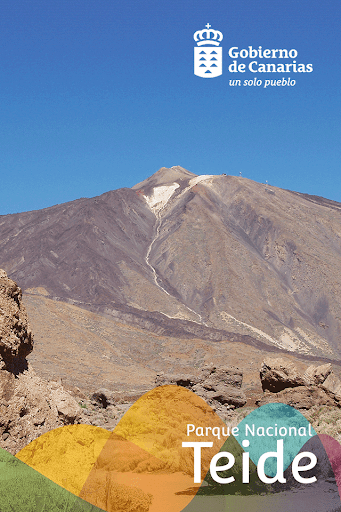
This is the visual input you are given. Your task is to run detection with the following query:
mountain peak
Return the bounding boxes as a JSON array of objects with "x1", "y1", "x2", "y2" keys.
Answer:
[{"x1": 131, "y1": 166, "x2": 197, "y2": 191}]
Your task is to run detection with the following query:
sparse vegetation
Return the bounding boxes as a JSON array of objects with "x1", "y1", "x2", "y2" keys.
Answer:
[{"x1": 303, "y1": 405, "x2": 341, "y2": 443}]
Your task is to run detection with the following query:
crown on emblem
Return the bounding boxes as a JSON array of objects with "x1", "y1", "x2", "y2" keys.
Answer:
[{"x1": 193, "y1": 23, "x2": 223, "y2": 46}]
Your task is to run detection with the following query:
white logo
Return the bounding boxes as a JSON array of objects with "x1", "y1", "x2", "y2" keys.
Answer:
[{"x1": 194, "y1": 23, "x2": 223, "y2": 78}]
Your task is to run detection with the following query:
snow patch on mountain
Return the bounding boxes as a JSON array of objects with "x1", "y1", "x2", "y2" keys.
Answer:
[
  {"x1": 144, "y1": 175, "x2": 216, "y2": 214},
  {"x1": 189, "y1": 175, "x2": 215, "y2": 187},
  {"x1": 144, "y1": 183, "x2": 180, "y2": 213}
]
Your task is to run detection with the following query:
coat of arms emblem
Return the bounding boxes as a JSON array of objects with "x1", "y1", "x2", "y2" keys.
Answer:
[{"x1": 194, "y1": 23, "x2": 223, "y2": 78}]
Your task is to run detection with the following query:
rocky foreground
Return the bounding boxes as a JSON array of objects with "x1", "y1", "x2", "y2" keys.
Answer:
[
  {"x1": 0, "y1": 270, "x2": 81, "y2": 453},
  {"x1": 1, "y1": 269, "x2": 341, "y2": 454},
  {"x1": 85, "y1": 357, "x2": 341, "y2": 444}
]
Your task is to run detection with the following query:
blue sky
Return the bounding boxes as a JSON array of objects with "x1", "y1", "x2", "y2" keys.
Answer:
[{"x1": 0, "y1": 0, "x2": 340, "y2": 214}]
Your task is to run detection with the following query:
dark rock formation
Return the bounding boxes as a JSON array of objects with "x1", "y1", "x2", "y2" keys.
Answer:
[
  {"x1": 257, "y1": 385, "x2": 335, "y2": 409},
  {"x1": 155, "y1": 364, "x2": 247, "y2": 413},
  {"x1": 260, "y1": 357, "x2": 309, "y2": 392},
  {"x1": 258, "y1": 358, "x2": 341, "y2": 410}
]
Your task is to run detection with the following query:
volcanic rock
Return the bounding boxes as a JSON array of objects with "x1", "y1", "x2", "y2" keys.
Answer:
[
  {"x1": 321, "y1": 373, "x2": 341, "y2": 400},
  {"x1": 91, "y1": 388, "x2": 150, "y2": 409},
  {"x1": 0, "y1": 269, "x2": 33, "y2": 373},
  {"x1": 0, "y1": 270, "x2": 81, "y2": 454},
  {"x1": 154, "y1": 373, "x2": 200, "y2": 388},
  {"x1": 155, "y1": 364, "x2": 247, "y2": 411},
  {"x1": 256, "y1": 385, "x2": 335, "y2": 410},
  {"x1": 260, "y1": 357, "x2": 308, "y2": 392},
  {"x1": 91, "y1": 388, "x2": 112, "y2": 408},
  {"x1": 304, "y1": 363, "x2": 332, "y2": 385},
  {"x1": 200, "y1": 365, "x2": 243, "y2": 388},
  {"x1": 258, "y1": 357, "x2": 341, "y2": 412}
]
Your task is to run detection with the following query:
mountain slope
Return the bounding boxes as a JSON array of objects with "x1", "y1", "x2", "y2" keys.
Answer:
[{"x1": 1, "y1": 166, "x2": 341, "y2": 360}]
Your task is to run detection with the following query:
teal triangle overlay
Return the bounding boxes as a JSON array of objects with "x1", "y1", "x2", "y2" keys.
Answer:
[{"x1": 236, "y1": 403, "x2": 316, "y2": 477}]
